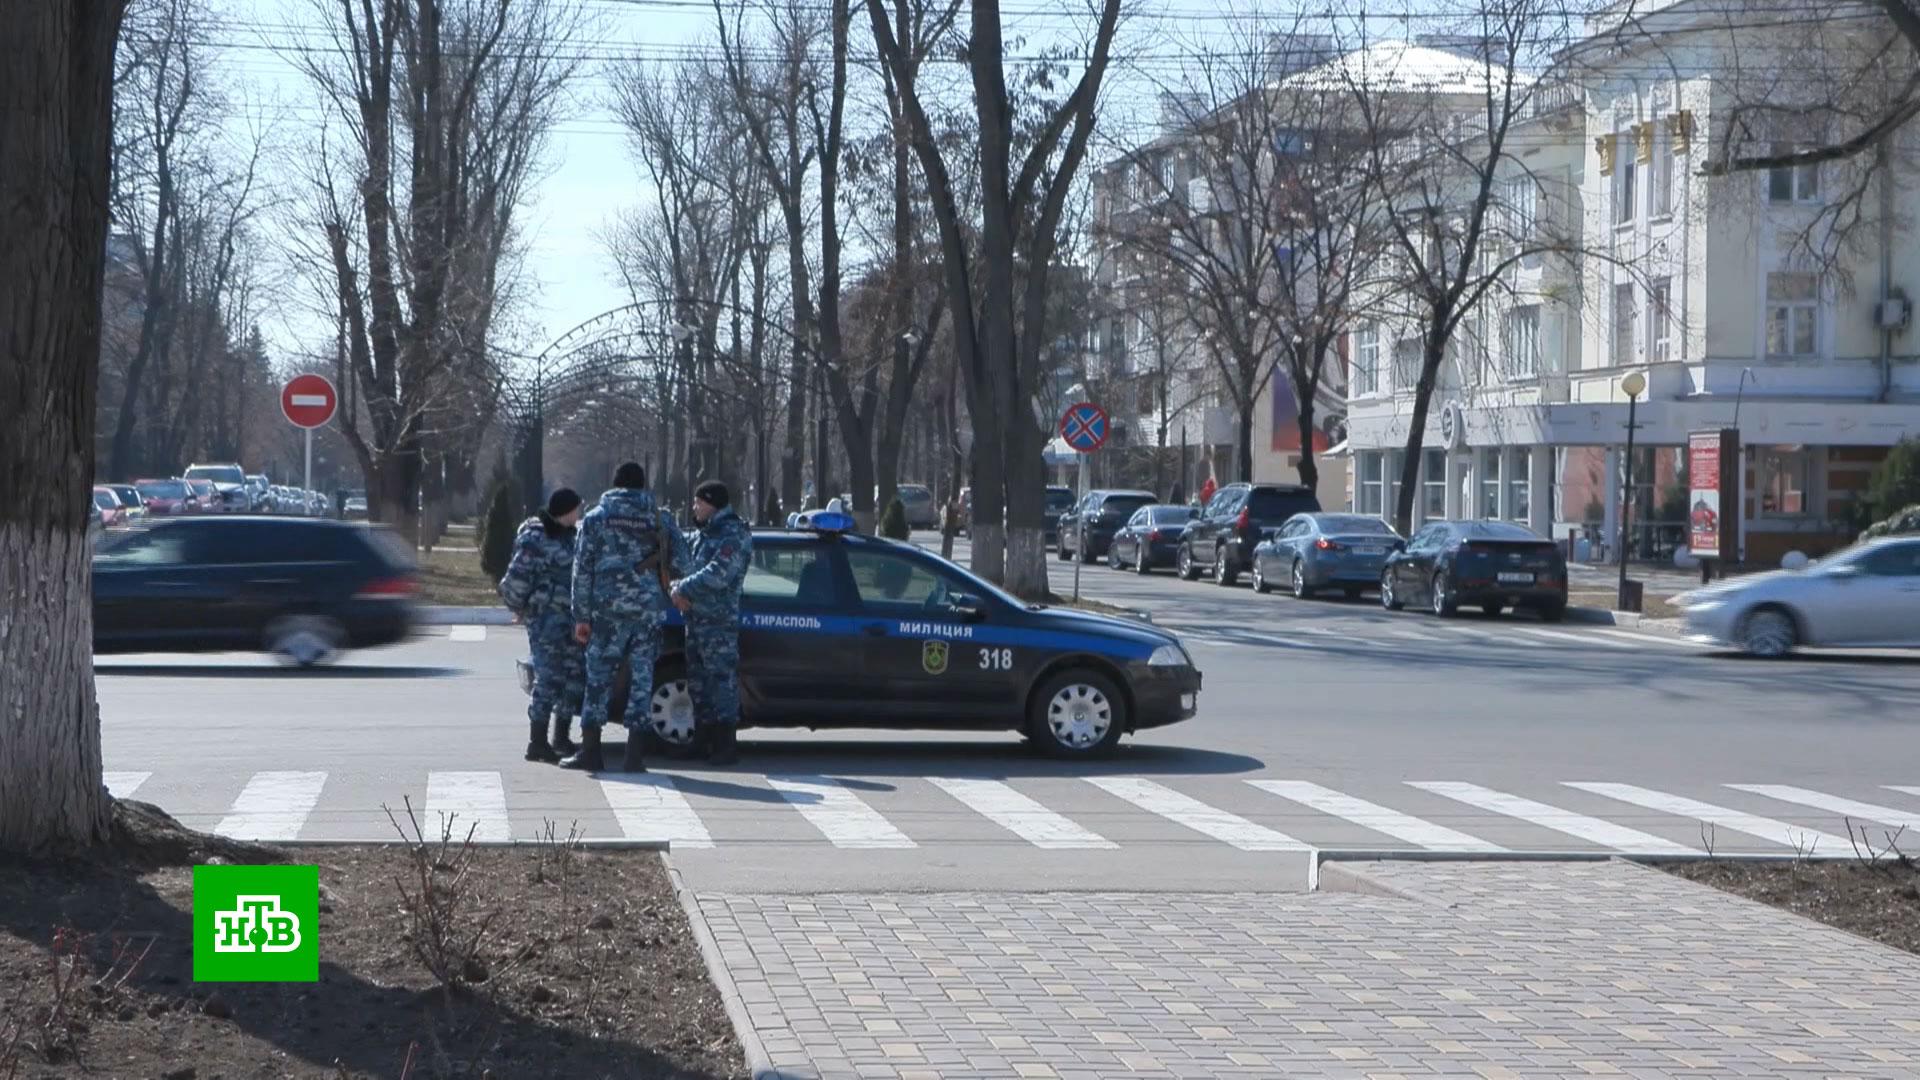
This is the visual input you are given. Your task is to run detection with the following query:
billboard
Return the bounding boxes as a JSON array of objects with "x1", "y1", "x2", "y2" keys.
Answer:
[{"x1": 1687, "y1": 429, "x2": 1740, "y2": 560}]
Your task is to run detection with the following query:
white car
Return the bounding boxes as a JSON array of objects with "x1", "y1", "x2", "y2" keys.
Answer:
[{"x1": 1677, "y1": 537, "x2": 1920, "y2": 656}]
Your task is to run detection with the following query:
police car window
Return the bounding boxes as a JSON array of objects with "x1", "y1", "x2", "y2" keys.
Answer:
[
  {"x1": 95, "y1": 526, "x2": 188, "y2": 565},
  {"x1": 845, "y1": 550, "x2": 960, "y2": 611},
  {"x1": 745, "y1": 546, "x2": 834, "y2": 605}
]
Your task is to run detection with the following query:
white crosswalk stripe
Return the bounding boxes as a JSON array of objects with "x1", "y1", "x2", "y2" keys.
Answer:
[
  {"x1": 1409, "y1": 781, "x2": 1700, "y2": 855},
  {"x1": 1250, "y1": 781, "x2": 1503, "y2": 851},
  {"x1": 1729, "y1": 785, "x2": 1920, "y2": 834},
  {"x1": 600, "y1": 774, "x2": 714, "y2": 848},
  {"x1": 1521, "y1": 627, "x2": 1636, "y2": 649},
  {"x1": 448, "y1": 625, "x2": 487, "y2": 642},
  {"x1": 1566, "y1": 782, "x2": 1852, "y2": 853},
  {"x1": 425, "y1": 771, "x2": 510, "y2": 842},
  {"x1": 1592, "y1": 628, "x2": 1710, "y2": 649},
  {"x1": 104, "y1": 771, "x2": 151, "y2": 799},
  {"x1": 1884, "y1": 786, "x2": 1920, "y2": 800},
  {"x1": 1087, "y1": 777, "x2": 1305, "y2": 851},
  {"x1": 766, "y1": 774, "x2": 916, "y2": 849},
  {"x1": 215, "y1": 771, "x2": 327, "y2": 841},
  {"x1": 931, "y1": 778, "x2": 1115, "y2": 849}
]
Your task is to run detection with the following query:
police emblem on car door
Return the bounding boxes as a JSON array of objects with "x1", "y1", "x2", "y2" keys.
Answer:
[{"x1": 921, "y1": 639, "x2": 949, "y2": 675}]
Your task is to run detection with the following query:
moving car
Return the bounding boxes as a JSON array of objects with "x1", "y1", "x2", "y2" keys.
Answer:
[
  {"x1": 134, "y1": 478, "x2": 195, "y2": 516},
  {"x1": 1677, "y1": 537, "x2": 1920, "y2": 656},
  {"x1": 1253, "y1": 513, "x2": 1404, "y2": 599},
  {"x1": 518, "y1": 512, "x2": 1201, "y2": 757},
  {"x1": 1042, "y1": 485, "x2": 1075, "y2": 544},
  {"x1": 1107, "y1": 504, "x2": 1197, "y2": 573},
  {"x1": 894, "y1": 484, "x2": 939, "y2": 530},
  {"x1": 1380, "y1": 520, "x2": 1568, "y2": 620},
  {"x1": 1178, "y1": 483, "x2": 1322, "y2": 586},
  {"x1": 93, "y1": 517, "x2": 419, "y2": 666},
  {"x1": 1056, "y1": 489, "x2": 1157, "y2": 563}
]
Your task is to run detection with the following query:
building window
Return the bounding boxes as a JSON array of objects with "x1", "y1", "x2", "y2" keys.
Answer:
[
  {"x1": 1393, "y1": 337, "x2": 1421, "y2": 390},
  {"x1": 1768, "y1": 144, "x2": 1819, "y2": 204},
  {"x1": 1766, "y1": 272, "x2": 1819, "y2": 357},
  {"x1": 1651, "y1": 130, "x2": 1674, "y2": 217},
  {"x1": 1352, "y1": 324, "x2": 1380, "y2": 395},
  {"x1": 1612, "y1": 283, "x2": 1636, "y2": 366},
  {"x1": 1757, "y1": 446, "x2": 1813, "y2": 517},
  {"x1": 1423, "y1": 449, "x2": 1447, "y2": 519},
  {"x1": 1358, "y1": 452, "x2": 1385, "y2": 515},
  {"x1": 1613, "y1": 133, "x2": 1637, "y2": 225},
  {"x1": 1504, "y1": 305, "x2": 1541, "y2": 379},
  {"x1": 1648, "y1": 277, "x2": 1672, "y2": 363},
  {"x1": 1504, "y1": 177, "x2": 1537, "y2": 242},
  {"x1": 1508, "y1": 451, "x2": 1531, "y2": 523},
  {"x1": 1480, "y1": 449, "x2": 1502, "y2": 519}
]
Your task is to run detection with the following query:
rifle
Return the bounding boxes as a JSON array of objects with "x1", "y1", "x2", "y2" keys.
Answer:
[{"x1": 633, "y1": 515, "x2": 676, "y2": 594}]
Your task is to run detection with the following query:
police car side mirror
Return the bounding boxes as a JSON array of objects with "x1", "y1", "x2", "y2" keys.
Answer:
[{"x1": 947, "y1": 593, "x2": 986, "y2": 622}]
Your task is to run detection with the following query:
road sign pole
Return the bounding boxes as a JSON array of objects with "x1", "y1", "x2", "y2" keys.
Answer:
[
  {"x1": 1072, "y1": 452, "x2": 1087, "y2": 603},
  {"x1": 304, "y1": 428, "x2": 314, "y2": 497}
]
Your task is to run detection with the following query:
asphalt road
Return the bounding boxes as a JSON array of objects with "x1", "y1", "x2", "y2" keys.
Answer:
[{"x1": 95, "y1": 533, "x2": 1920, "y2": 893}]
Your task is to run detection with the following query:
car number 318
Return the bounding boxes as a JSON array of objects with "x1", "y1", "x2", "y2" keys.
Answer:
[{"x1": 978, "y1": 647, "x2": 1014, "y2": 671}]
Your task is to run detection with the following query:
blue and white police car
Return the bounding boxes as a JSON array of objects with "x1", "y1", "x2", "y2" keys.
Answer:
[{"x1": 520, "y1": 511, "x2": 1202, "y2": 758}]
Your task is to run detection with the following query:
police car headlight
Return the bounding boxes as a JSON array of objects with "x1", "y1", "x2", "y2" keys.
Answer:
[{"x1": 1148, "y1": 644, "x2": 1191, "y2": 668}]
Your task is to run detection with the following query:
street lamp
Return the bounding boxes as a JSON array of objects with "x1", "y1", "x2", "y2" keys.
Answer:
[{"x1": 1617, "y1": 369, "x2": 1647, "y2": 611}]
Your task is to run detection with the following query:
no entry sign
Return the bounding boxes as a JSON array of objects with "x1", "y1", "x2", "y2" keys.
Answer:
[
  {"x1": 281, "y1": 374, "x2": 338, "y2": 430},
  {"x1": 1059, "y1": 402, "x2": 1109, "y2": 453}
]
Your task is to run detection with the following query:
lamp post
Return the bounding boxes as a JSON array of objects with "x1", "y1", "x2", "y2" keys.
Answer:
[{"x1": 1617, "y1": 370, "x2": 1647, "y2": 610}]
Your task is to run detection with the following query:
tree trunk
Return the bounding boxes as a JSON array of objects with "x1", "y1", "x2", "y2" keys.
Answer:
[
  {"x1": 1296, "y1": 405, "x2": 1320, "y2": 492},
  {"x1": 0, "y1": 0, "x2": 128, "y2": 854},
  {"x1": 1392, "y1": 337, "x2": 1446, "y2": 537}
]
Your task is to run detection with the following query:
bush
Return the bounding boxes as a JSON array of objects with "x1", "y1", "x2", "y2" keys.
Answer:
[
  {"x1": 878, "y1": 497, "x2": 911, "y2": 540},
  {"x1": 1865, "y1": 438, "x2": 1920, "y2": 524},
  {"x1": 480, "y1": 482, "x2": 517, "y2": 581}
]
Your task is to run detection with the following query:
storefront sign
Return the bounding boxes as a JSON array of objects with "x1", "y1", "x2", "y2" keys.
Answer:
[{"x1": 1687, "y1": 428, "x2": 1740, "y2": 560}]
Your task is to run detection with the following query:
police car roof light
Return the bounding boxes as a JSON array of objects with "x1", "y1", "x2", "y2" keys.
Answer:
[{"x1": 807, "y1": 510, "x2": 856, "y2": 534}]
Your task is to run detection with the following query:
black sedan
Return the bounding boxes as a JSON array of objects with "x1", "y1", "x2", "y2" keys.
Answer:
[
  {"x1": 524, "y1": 514, "x2": 1203, "y2": 758},
  {"x1": 1108, "y1": 504, "x2": 1198, "y2": 574},
  {"x1": 1380, "y1": 520, "x2": 1568, "y2": 620},
  {"x1": 94, "y1": 517, "x2": 420, "y2": 665},
  {"x1": 1056, "y1": 489, "x2": 1157, "y2": 563}
]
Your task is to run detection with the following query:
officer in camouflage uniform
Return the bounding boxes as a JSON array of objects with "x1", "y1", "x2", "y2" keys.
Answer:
[
  {"x1": 670, "y1": 480, "x2": 754, "y2": 765},
  {"x1": 497, "y1": 488, "x2": 586, "y2": 763},
  {"x1": 565, "y1": 462, "x2": 688, "y2": 773}
]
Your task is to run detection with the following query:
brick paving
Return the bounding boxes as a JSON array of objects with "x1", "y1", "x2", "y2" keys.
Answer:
[{"x1": 698, "y1": 861, "x2": 1920, "y2": 1079}]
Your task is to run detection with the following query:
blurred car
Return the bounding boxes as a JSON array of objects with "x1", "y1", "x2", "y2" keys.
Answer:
[
  {"x1": 185, "y1": 478, "x2": 221, "y2": 513},
  {"x1": 245, "y1": 474, "x2": 272, "y2": 512},
  {"x1": 1179, "y1": 483, "x2": 1323, "y2": 586},
  {"x1": 1042, "y1": 485, "x2": 1075, "y2": 544},
  {"x1": 93, "y1": 516, "x2": 419, "y2": 666},
  {"x1": 134, "y1": 478, "x2": 194, "y2": 516},
  {"x1": 894, "y1": 484, "x2": 939, "y2": 530},
  {"x1": 105, "y1": 484, "x2": 148, "y2": 525},
  {"x1": 309, "y1": 491, "x2": 328, "y2": 516},
  {"x1": 88, "y1": 499, "x2": 104, "y2": 536},
  {"x1": 1253, "y1": 513, "x2": 1405, "y2": 599},
  {"x1": 1057, "y1": 489, "x2": 1157, "y2": 563},
  {"x1": 1380, "y1": 520, "x2": 1567, "y2": 620},
  {"x1": 92, "y1": 486, "x2": 129, "y2": 528},
  {"x1": 1107, "y1": 504, "x2": 1197, "y2": 573},
  {"x1": 342, "y1": 495, "x2": 370, "y2": 521},
  {"x1": 1677, "y1": 537, "x2": 1920, "y2": 656},
  {"x1": 184, "y1": 462, "x2": 251, "y2": 512}
]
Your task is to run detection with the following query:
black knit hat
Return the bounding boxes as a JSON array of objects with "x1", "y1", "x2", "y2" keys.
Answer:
[
  {"x1": 694, "y1": 480, "x2": 730, "y2": 510},
  {"x1": 546, "y1": 488, "x2": 583, "y2": 517}
]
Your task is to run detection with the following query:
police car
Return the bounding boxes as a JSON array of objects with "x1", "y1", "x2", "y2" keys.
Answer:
[{"x1": 518, "y1": 512, "x2": 1201, "y2": 757}]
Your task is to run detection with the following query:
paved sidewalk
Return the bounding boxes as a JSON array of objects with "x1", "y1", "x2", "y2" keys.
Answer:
[{"x1": 699, "y1": 861, "x2": 1920, "y2": 1079}]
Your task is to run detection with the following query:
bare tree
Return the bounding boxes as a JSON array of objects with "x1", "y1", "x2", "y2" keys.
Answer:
[
  {"x1": 1, "y1": 0, "x2": 131, "y2": 852},
  {"x1": 866, "y1": 0, "x2": 1123, "y2": 596}
]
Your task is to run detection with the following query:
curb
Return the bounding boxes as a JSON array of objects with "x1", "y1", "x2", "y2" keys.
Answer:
[
  {"x1": 419, "y1": 605, "x2": 515, "y2": 626},
  {"x1": 1314, "y1": 860, "x2": 1461, "y2": 909},
  {"x1": 663, "y1": 855, "x2": 782, "y2": 1080},
  {"x1": 1564, "y1": 606, "x2": 1642, "y2": 628}
]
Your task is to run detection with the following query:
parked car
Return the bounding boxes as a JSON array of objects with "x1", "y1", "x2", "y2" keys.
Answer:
[
  {"x1": 1676, "y1": 537, "x2": 1920, "y2": 656},
  {"x1": 894, "y1": 484, "x2": 939, "y2": 530},
  {"x1": 1108, "y1": 504, "x2": 1198, "y2": 573},
  {"x1": 309, "y1": 491, "x2": 328, "y2": 516},
  {"x1": 1057, "y1": 489, "x2": 1158, "y2": 563},
  {"x1": 245, "y1": 474, "x2": 272, "y2": 512},
  {"x1": 134, "y1": 478, "x2": 194, "y2": 516},
  {"x1": 92, "y1": 487, "x2": 127, "y2": 528},
  {"x1": 93, "y1": 517, "x2": 419, "y2": 666},
  {"x1": 1042, "y1": 485, "x2": 1075, "y2": 544},
  {"x1": 1253, "y1": 513, "x2": 1405, "y2": 599},
  {"x1": 1178, "y1": 483, "x2": 1323, "y2": 586},
  {"x1": 342, "y1": 495, "x2": 370, "y2": 521},
  {"x1": 1380, "y1": 520, "x2": 1568, "y2": 620},
  {"x1": 184, "y1": 462, "x2": 251, "y2": 512},
  {"x1": 105, "y1": 484, "x2": 148, "y2": 525}
]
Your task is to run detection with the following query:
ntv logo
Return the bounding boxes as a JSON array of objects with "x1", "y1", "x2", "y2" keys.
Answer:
[{"x1": 213, "y1": 895, "x2": 303, "y2": 953}]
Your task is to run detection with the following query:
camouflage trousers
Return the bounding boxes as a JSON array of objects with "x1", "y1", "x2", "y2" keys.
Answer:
[
  {"x1": 581, "y1": 616, "x2": 661, "y2": 733},
  {"x1": 686, "y1": 618, "x2": 741, "y2": 731},
  {"x1": 525, "y1": 612, "x2": 584, "y2": 726}
]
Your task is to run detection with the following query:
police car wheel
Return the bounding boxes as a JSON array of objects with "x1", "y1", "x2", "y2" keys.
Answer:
[
  {"x1": 1028, "y1": 670, "x2": 1126, "y2": 758},
  {"x1": 643, "y1": 662, "x2": 700, "y2": 753}
]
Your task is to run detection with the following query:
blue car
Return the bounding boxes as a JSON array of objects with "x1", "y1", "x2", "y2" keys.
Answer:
[{"x1": 1251, "y1": 513, "x2": 1405, "y2": 599}]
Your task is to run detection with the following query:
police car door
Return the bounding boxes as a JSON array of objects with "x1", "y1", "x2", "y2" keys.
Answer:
[
  {"x1": 736, "y1": 537, "x2": 876, "y2": 722},
  {"x1": 842, "y1": 545, "x2": 1018, "y2": 720}
]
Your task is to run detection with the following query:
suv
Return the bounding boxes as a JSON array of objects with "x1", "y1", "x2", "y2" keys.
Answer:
[
  {"x1": 1178, "y1": 482, "x2": 1322, "y2": 586},
  {"x1": 1042, "y1": 486, "x2": 1075, "y2": 544},
  {"x1": 184, "y1": 462, "x2": 251, "y2": 512},
  {"x1": 1056, "y1": 490, "x2": 1158, "y2": 564}
]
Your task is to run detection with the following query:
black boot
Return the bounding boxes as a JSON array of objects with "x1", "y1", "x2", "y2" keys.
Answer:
[
  {"x1": 550, "y1": 713, "x2": 577, "y2": 756},
  {"x1": 621, "y1": 731, "x2": 647, "y2": 773},
  {"x1": 706, "y1": 725, "x2": 739, "y2": 767},
  {"x1": 558, "y1": 725, "x2": 605, "y2": 771},
  {"x1": 525, "y1": 718, "x2": 559, "y2": 763}
]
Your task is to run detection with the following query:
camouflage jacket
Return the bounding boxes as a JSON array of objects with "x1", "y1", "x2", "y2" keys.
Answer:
[
  {"x1": 672, "y1": 507, "x2": 754, "y2": 625},
  {"x1": 498, "y1": 515, "x2": 576, "y2": 617},
  {"x1": 572, "y1": 488, "x2": 688, "y2": 624}
]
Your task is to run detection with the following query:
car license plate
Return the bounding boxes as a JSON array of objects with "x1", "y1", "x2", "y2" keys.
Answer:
[
  {"x1": 1354, "y1": 546, "x2": 1385, "y2": 556},
  {"x1": 1497, "y1": 571, "x2": 1535, "y2": 585}
]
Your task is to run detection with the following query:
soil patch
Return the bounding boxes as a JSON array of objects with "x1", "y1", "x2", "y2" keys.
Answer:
[
  {"x1": 1667, "y1": 858, "x2": 1920, "y2": 957},
  {"x1": 416, "y1": 547, "x2": 505, "y2": 607},
  {"x1": 0, "y1": 837, "x2": 742, "y2": 1078},
  {"x1": 1568, "y1": 588, "x2": 1683, "y2": 620}
]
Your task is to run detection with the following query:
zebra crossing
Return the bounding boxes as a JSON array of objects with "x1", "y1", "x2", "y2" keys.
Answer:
[
  {"x1": 101, "y1": 767, "x2": 1916, "y2": 856},
  {"x1": 1163, "y1": 616, "x2": 1703, "y2": 654}
]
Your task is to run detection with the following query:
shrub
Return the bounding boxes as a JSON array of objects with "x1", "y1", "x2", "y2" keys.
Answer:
[
  {"x1": 480, "y1": 482, "x2": 517, "y2": 581},
  {"x1": 1865, "y1": 438, "x2": 1920, "y2": 524},
  {"x1": 878, "y1": 497, "x2": 911, "y2": 540}
]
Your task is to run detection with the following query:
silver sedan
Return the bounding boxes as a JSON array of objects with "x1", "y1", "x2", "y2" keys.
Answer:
[{"x1": 1677, "y1": 537, "x2": 1920, "y2": 656}]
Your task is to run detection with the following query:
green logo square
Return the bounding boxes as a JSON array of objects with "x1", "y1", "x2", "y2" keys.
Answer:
[{"x1": 192, "y1": 865, "x2": 319, "y2": 983}]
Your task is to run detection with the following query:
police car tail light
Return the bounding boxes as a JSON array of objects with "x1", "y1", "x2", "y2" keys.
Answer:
[
  {"x1": 1148, "y1": 644, "x2": 1190, "y2": 667},
  {"x1": 1147, "y1": 529, "x2": 1161, "y2": 542},
  {"x1": 354, "y1": 576, "x2": 417, "y2": 600},
  {"x1": 1314, "y1": 537, "x2": 1343, "y2": 552},
  {"x1": 1235, "y1": 508, "x2": 1251, "y2": 530}
]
